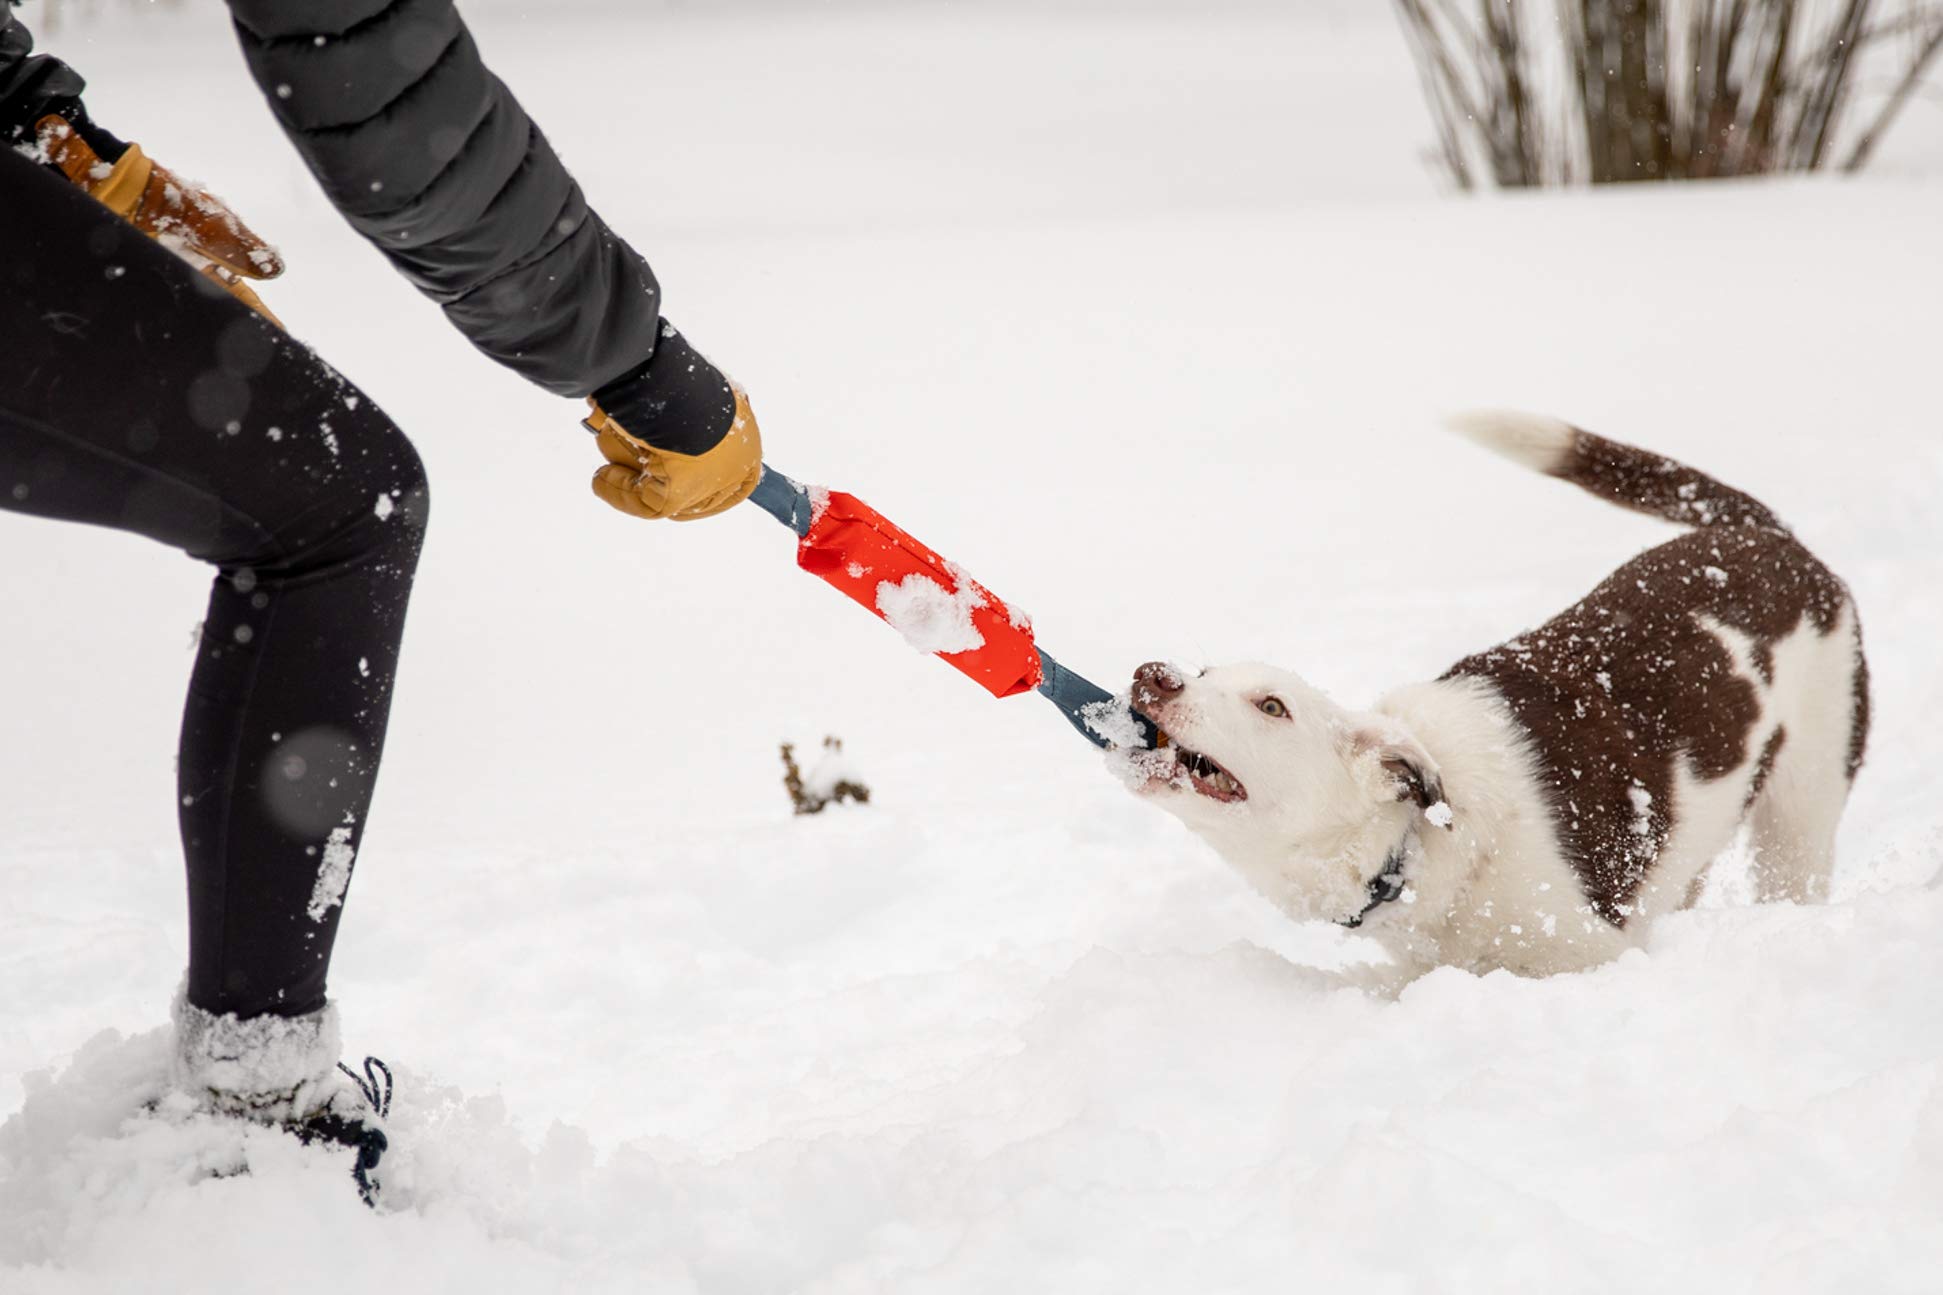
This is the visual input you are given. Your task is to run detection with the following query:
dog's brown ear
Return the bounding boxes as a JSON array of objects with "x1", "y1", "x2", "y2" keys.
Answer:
[
  {"x1": 1381, "y1": 751, "x2": 1446, "y2": 816},
  {"x1": 1350, "y1": 721, "x2": 1452, "y2": 827}
]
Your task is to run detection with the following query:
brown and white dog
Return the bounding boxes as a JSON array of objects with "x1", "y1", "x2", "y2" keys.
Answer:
[{"x1": 1122, "y1": 415, "x2": 1868, "y2": 981}]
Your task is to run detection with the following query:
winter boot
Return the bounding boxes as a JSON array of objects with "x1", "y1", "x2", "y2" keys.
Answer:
[{"x1": 171, "y1": 992, "x2": 393, "y2": 1205}]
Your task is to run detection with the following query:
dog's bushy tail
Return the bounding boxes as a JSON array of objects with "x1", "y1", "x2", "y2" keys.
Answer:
[{"x1": 1448, "y1": 412, "x2": 1786, "y2": 533}]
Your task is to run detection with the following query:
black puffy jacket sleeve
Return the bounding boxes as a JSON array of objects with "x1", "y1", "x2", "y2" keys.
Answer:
[
  {"x1": 0, "y1": 4, "x2": 122, "y2": 155},
  {"x1": 0, "y1": 7, "x2": 79, "y2": 143},
  {"x1": 223, "y1": 0, "x2": 665, "y2": 399}
]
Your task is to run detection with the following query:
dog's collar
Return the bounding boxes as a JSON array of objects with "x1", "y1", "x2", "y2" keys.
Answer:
[{"x1": 1339, "y1": 836, "x2": 1412, "y2": 929}]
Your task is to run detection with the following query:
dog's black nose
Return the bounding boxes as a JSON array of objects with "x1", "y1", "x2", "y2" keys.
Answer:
[{"x1": 1132, "y1": 661, "x2": 1185, "y2": 707}]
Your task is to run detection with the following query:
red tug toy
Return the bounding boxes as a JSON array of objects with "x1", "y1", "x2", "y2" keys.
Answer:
[{"x1": 747, "y1": 467, "x2": 1152, "y2": 748}]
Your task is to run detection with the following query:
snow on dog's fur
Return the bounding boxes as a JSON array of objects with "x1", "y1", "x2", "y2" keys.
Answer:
[{"x1": 1121, "y1": 415, "x2": 1869, "y2": 982}]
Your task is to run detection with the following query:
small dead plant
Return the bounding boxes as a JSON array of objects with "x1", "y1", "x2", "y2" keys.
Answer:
[{"x1": 780, "y1": 737, "x2": 872, "y2": 816}]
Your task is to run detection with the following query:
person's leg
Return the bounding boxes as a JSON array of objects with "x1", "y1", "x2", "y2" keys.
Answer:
[{"x1": 0, "y1": 148, "x2": 428, "y2": 1111}]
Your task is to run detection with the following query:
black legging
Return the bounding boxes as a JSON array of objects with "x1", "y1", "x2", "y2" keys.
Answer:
[{"x1": 1, "y1": 148, "x2": 427, "y2": 1021}]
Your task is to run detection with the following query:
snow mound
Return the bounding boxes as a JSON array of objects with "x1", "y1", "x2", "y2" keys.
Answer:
[
  {"x1": 0, "y1": 1030, "x2": 638, "y2": 1291},
  {"x1": 12, "y1": 881, "x2": 1943, "y2": 1291}
]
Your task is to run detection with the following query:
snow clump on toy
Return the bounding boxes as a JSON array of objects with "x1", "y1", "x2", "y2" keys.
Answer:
[{"x1": 875, "y1": 573, "x2": 986, "y2": 655}]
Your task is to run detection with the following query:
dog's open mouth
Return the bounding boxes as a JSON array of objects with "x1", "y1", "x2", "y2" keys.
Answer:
[{"x1": 1145, "y1": 721, "x2": 1248, "y2": 803}]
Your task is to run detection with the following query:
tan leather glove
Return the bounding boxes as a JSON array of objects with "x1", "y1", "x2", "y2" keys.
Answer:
[
  {"x1": 587, "y1": 390, "x2": 764, "y2": 522},
  {"x1": 35, "y1": 115, "x2": 286, "y2": 328}
]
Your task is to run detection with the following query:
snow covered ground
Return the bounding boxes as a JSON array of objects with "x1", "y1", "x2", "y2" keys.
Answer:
[{"x1": 5, "y1": 2, "x2": 1943, "y2": 1290}]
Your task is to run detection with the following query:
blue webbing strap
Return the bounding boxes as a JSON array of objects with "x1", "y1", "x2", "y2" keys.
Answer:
[
  {"x1": 749, "y1": 464, "x2": 815, "y2": 537},
  {"x1": 1035, "y1": 648, "x2": 1157, "y2": 750}
]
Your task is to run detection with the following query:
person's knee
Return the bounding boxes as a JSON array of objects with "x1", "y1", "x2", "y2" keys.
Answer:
[
  {"x1": 261, "y1": 413, "x2": 429, "y2": 581},
  {"x1": 340, "y1": 417, "x2": 429, "y2": 575},
  {"x1": 373, "y1": 425, "x2": 431, "y2": 558}
]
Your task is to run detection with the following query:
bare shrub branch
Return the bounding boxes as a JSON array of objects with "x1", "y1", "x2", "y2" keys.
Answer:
[{"x1": 1392, "y1": 0, "x2": 1943, "y2": 187}]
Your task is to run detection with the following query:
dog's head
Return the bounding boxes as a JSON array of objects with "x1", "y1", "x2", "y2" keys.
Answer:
[{"x1": 1120, "y1": 661, "x2": 1452, "y2": 926}]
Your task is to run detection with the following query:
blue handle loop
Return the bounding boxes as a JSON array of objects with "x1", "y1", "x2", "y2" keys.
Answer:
[
  {"x1": 747, "y1": 465, "x2": 1155, "y2": 750},
  {"x1": 749, "y1": 464, "x2": 815, "y2": 537}
]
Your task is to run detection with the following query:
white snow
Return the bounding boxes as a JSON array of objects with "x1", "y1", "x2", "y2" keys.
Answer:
[
  {"x1": 1629, "y1": 784, "x2": 1656, "y2": 837},
  {"x1": 4, "y1": 2, "x2": 1943, "y2": 1291},
  {"x1": 304, "y1": 826, "x2": 355, "y2": 924},
  {"x1": 798, "y1": 740, "x2": 867, "y2": 805},
  {"x1": 1080, "y1": 693, "x2": 1149, "y2": 749},
  {"x1": 874, "y1": 572, "x2": 986, "y2": 655},
  {"x1": 804, "y1": 483, "x2": 832, "y2": 526}
]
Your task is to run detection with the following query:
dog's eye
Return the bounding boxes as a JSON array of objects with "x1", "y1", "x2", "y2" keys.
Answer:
[{"x1": 1256, "y1": 697, "x2": 1289, "y2": 719}]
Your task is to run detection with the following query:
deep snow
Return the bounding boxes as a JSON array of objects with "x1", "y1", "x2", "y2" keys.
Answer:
[{"x1": 5, "y1": 2, "x2": 1943, "y2": 1291}]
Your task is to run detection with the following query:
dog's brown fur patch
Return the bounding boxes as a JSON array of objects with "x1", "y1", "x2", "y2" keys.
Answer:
[
  {"x1": 1743, "y1": 727, "x2": 1787, "y2": 812},
  {"x1": 1848, "y1": 637, "x2": 1871, "y2": 781},
  {"x1": 1443, "y1": 524, "x2": 1852, "y2": 926}
]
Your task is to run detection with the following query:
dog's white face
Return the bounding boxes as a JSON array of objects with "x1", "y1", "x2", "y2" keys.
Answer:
[{"x1": 1120, "y1": 661, "x2": 1447, "y2": 927}]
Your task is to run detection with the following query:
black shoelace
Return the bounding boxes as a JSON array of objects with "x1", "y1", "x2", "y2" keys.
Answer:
[
  {"x1": 339, "y1": 1057, "x2": 393, "y2": 1118},
  {"x1": 295, "y1": 1056, "x2": 393, "y2": 1206}
]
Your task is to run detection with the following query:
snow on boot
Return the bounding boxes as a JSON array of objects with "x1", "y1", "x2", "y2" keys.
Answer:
[{"x1": 171, "y1": 992, "x2": 343, "y2": 1121}]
